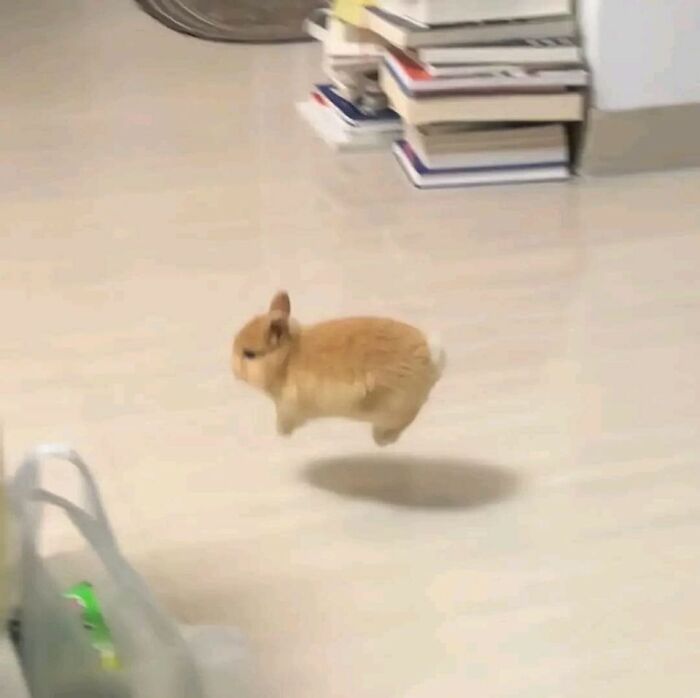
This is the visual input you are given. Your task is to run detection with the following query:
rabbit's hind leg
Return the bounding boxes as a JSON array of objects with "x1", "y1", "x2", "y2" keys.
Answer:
[{"x1": 371, "y1": 408, "x2": 419, "y2": 447}]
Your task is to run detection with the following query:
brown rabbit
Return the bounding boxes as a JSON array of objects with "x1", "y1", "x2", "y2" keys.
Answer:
[{"x1": 232, "y1": 292, "x2": 446, "y2": 446}]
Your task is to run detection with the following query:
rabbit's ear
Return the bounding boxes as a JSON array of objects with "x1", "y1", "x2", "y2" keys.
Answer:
[
  {"x1": 266, "y1": 310, "x2": 289, "y2": 345},
  {"x1": 269, "y1": 291, "x2": 291, "y2": 317}
]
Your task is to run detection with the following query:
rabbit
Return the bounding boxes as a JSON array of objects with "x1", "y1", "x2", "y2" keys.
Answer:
[{"x1": 231, "y1": 291, "x2": 446, "y2": 446}]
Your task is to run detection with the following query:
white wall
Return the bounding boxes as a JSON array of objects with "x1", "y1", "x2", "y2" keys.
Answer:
[{"x1": 579, "y1": 0, "x2": 700, "y2": 111}]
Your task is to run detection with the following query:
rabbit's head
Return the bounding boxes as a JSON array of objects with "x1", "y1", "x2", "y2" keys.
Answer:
[{"x1": 232, "y1": 291, "x2": 295, "y2": 392}]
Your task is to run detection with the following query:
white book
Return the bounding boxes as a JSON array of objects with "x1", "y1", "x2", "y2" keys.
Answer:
[
  {"x1": 385, "y1": 52, "x2": 588, "y2": 92},
  {"x1": 324, "y1": 17, "x2": 385, "y2": 58},
  {"x1": 425, "y1": 65, "x2": 584, "y2": 82},
  {"x1": 363, "y1": 7, "x2": 576, "y2": 50},
  {"x1": 419, "y1": 38, "x2": 582, "y2": 66},
  {"x1": 303, "y1": 8, "x2": 329, "y2": 42},
  {"x1": 384, "y1": 51, "x2": 587, "y2": 95},
  {"x1": 323, "y1": 55, "x2": 381, "y2": 74},
  {"x1": 420, "y1": 67, "x2": 587, "y2": 90},
  {"x1": 423, "y1": 63, "x2": 522, "y2": 77},
  {"x1": 376, "y1": 0, "x2": 571, "y2": 26}
]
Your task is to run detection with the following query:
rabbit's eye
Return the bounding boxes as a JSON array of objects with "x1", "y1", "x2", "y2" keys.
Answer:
[{"x1": 243, "y1": 349, "x2": 257, "y2": 359}]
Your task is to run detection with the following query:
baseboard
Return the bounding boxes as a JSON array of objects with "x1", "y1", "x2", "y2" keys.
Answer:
[{"x1": 578, "y1": 102, "x2": 700, "y2": 176}]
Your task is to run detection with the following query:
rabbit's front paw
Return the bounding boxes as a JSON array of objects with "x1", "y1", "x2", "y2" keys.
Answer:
[{"x1": 276, "y1": 405, "x2": 302, "y2": 437}]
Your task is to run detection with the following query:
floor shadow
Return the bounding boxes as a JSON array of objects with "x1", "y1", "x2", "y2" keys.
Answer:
[{"x1": 302, "y1": 454, "x2": 522, "y2": 510}]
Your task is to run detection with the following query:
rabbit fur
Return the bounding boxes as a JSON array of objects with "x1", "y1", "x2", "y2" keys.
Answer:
[{"x1": 232, "y1": 292, "x2": 445, "y2": 446}]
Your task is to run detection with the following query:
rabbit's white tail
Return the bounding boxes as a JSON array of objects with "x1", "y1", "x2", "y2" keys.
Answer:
[{"x1": 427, "y1": 333, "x2": 447, "y2": 377}]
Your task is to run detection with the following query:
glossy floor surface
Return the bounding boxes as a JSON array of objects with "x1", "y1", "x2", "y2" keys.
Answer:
[{"x1": 3, "y1": 1, "x2": 700, "y2": 696}]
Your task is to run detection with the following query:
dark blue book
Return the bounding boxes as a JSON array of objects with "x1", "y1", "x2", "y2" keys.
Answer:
[{"x1": 315, "y1": 84, "x2": 400, "y2": 128}]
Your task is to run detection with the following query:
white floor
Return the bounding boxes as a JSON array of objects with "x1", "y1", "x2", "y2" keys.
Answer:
[{"x1": 3, "y1": 1, "x2": 700, "y2": 696}]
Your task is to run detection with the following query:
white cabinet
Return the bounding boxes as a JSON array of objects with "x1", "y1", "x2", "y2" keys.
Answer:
[
  {"x1": 579, "y1": 0, "x2": 700, "y2": 111},
  {"x1": 578, "y1": 0, "x2": 700, "y2": 174}
]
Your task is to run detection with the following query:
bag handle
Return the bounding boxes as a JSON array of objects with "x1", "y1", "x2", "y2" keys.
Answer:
[
  {"x1": 26, "y1": 488, "x2": 187, "y2": 645},
  {"x1": 11, "y1": 444, "x2": 116, "y2": 543},
  {"x1": 11, "y1": 445, "x2": 180, "y2": 639}
]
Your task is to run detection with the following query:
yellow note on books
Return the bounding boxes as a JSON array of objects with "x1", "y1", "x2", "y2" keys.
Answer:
[{"x1": 332, "y1": 0, "x2": 373, "y2": 27}]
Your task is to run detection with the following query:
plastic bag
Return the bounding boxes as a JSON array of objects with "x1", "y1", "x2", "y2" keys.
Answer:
[
  {"x1": 183, "y1": 625, "x2": 257, "y2": 698},
  {"x1": 10, "y1": 445, "x2": 204, "y2": 698}
]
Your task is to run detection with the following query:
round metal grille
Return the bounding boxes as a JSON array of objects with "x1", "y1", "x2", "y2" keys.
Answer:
[{"x1": 136, "y1": 0, "x2": 324, "y2": 43}]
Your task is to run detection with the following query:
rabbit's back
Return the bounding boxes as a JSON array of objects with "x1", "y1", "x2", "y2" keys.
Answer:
[{"x1": 285, "y1": 317, "x2": 441, "y2": 420}]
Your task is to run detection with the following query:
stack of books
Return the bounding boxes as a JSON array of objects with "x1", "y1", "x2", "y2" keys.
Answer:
[
  {"x1": 298, "y1": 1, "x2": 588, "y2": 187},
  {"x1": 297, "y1": 6, "x2": 403, "y2": 151},
  {"x1": 367, "y1": 0, "x2": 587, "y2": 187}
]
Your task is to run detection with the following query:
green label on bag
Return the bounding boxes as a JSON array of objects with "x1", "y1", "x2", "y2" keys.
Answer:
[{"x1": 64, "y1": 581, "x2": 119, "y2": 670}]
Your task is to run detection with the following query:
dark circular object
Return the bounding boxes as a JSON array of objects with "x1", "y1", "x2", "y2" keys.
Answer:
[{"x1": 135, "y1": 0, "x2": 325, "y2": 43}]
